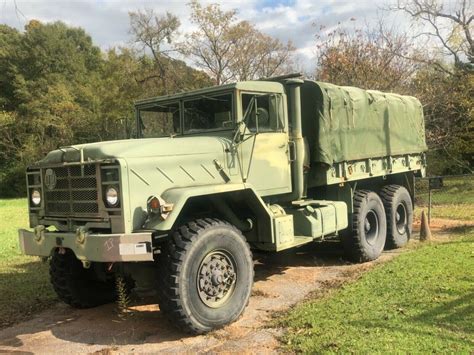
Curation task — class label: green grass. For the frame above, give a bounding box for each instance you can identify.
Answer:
[416,204,474,221]
[415,177,474,220]
[0,199,56,327]
[279,231,474,353]
[416,177,474,205]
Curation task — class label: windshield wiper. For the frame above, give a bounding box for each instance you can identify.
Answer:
[200,95,230,102]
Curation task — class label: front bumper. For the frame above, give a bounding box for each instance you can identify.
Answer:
[18,228,153,262]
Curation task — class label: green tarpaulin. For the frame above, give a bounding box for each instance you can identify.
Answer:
[300,80,427,165]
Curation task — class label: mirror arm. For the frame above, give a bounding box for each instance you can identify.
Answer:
[232,96,256,146]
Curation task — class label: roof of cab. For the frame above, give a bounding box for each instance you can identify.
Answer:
[134,80,285,107]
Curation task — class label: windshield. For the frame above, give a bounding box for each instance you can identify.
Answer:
[139,102,180,138]
[183,93,233,133]
[137,92,234,138]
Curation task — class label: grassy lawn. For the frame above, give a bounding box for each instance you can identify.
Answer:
[416,204,474,221]
[0,199,56,327]
[415,176,474,221]
[279,230,474,353]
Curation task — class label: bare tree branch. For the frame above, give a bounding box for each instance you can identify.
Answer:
[393,0,473,67]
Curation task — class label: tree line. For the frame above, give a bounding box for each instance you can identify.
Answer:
[0,0,472,196]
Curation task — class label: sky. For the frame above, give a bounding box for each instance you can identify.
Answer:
[0,0,407,73]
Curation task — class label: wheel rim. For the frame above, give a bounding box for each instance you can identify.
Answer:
[395,202,407,234]
[364,210,379,245]
[197,250,237,308]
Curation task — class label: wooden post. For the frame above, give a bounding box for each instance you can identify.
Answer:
[428,187,432,226]
[420,210,432,241]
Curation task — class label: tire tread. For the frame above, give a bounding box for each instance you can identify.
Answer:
[344,190,386,262]
[380,184,413,249]
[157,218,253,334]
[49,250,118,309]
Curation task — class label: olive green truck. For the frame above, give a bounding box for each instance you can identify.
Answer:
[19,74,427,333]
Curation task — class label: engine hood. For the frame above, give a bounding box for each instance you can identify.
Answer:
[36,136,231,165]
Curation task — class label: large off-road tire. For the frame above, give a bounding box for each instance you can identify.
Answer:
[344,190,387,262]
[380,185,413,249]
[49,249,118,308]
[157,218,254,334]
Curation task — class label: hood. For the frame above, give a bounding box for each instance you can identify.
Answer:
[37,136,231,165]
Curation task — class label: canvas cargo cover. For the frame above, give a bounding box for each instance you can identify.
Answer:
[300,80,427,165]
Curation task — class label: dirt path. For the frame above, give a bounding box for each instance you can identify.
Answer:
[3,220,471,354]
[0,240,410,354]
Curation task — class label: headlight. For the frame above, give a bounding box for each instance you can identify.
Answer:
[31,190,41,206]
[105,186,119,207]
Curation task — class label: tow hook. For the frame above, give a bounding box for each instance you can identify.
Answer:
[76,226,88,245]
[33,225,45,242]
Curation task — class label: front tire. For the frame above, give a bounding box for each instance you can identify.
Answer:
[157,218,254,334]
[344,190,387,262]
[49,249,118,308]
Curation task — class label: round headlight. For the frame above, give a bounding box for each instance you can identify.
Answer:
[106,187,119,206]
[31,190,41,206]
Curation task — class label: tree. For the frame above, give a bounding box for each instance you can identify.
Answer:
[183,1,295,84]
[393,0,473,72]
[228,21,295,80]
[129,9,181,93]
[183,1,237,85]
[0,20,105,195]
[0,25,22,110]
[410,67,473,173]
[315,21,419,92]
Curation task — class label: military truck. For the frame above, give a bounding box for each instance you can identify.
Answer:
[19,73,427,334]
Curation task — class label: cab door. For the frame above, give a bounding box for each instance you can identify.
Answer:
[238,93,292,196]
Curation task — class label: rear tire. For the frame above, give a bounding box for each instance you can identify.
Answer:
[50,249,118,308]
[157,218,254,334]
[380,185,413,249]
[344,190,387,262]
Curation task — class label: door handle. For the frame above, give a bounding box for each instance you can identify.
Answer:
[288,141,296,162]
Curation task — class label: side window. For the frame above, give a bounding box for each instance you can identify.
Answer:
[242,93,284,132]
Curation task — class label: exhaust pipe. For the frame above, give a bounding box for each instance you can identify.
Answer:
[281,78,306,202]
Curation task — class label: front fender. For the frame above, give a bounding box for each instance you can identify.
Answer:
[144,183,247,231]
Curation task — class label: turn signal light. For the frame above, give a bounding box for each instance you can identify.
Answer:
[149,197,161,210]
[147,195,174,220]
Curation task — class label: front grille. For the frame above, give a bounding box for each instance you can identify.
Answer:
[44,164,99,216]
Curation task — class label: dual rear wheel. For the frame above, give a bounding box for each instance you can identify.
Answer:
[344,185,413,262]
